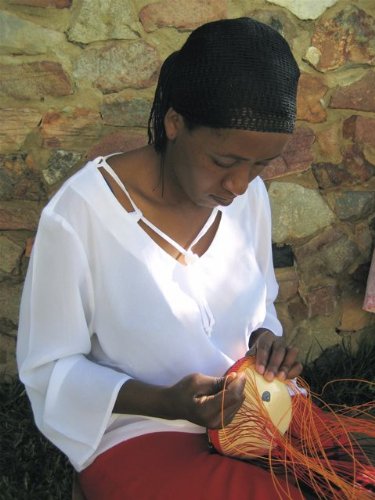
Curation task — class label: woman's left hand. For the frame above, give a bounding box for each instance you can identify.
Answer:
[247,328,303,382]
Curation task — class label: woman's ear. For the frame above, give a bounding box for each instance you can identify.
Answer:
[164,108,183,141]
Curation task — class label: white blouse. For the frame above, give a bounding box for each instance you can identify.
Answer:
[17,156,282,471]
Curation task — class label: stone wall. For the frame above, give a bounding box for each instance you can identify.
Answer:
[0,0,374,375]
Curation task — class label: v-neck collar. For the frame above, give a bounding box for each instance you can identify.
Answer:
[93,156,223,267]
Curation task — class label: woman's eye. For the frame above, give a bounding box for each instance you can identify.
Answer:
[254,160,269,168]
[213,158,236,168]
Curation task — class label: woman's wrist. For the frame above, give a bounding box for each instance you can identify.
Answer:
[113,379,179,420]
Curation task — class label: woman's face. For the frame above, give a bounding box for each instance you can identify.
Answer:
[163,109,290,209]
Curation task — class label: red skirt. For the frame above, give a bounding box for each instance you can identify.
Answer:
[79,432,304,500]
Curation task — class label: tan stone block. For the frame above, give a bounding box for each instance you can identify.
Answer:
[315,122,342,164]
[339,295,375,332]
[0,334,17,377]
[275,267,299,302]
[8,0,71,8]
[86,131,147,160]
[342,145,374,182]
[294,227,343,260]
[305,285,338,318]
[0,235,23,274]
[330,72,375,113]
[312,163,349,189]
[295,229,360,281]
[304,46,322,67]
[0,200,42,230]
[41,108,101,151]
[74,41,160,93]
[101,90,151,127]
[297,73,328,123]
[279,127,315,171]
[0,282,23,325]
[25,237,34,258]
[140,0,227,32]
[261,127,315,180]
[354,223,373,260]
[260,157,288,181]
[293,226,364,283]
[363,145,375,166]
[310,6,375,72]
[343,115,375,148]
[287,297,308,322]
[333,191,375,221]
[0,61,72,100]
[244,9,297,49]
[274,303,294,335]
[269,182,335,243]
[42,150,81,186]
[290,315,342,363]
[0,153,46,201]
[265,0,339,20]
[0,108,41,154]
[312,150,373,189]
[0,11,67,56]
[68,0,138,44]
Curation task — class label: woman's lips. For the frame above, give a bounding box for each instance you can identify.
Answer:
[211,195,235,206]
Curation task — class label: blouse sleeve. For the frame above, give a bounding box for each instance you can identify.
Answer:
[250,178,283,337]
[17,208,130,470]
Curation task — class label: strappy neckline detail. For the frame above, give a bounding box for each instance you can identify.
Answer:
[96,154,220,266]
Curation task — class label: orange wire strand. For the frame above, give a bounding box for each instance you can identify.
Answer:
[209,356,375,500]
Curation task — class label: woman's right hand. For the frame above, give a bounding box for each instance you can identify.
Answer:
[167,371,246,429]
[114,371,246,429]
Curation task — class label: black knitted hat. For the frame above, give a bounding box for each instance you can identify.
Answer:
[148,17,300,151]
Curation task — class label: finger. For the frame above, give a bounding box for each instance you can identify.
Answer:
[213,376,226,394]
[209,393,245,428]
[206,374,245,416]
[224,371,243,387]
[194,373,244,413]
[219,374,246,409]
[255,332,284,377]
[227,372,246,392]
[246,345,257,357]
[205,373,242,399]
[275,346,300,380]
[284,360,303,380]
[254,340,273,376]
[193,374,225,397]
[263,343,286,382]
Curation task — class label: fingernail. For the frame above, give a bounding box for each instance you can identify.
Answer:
[225,372,237,385]
[264,371,274,381]
[277,372,286,381]
[257,364,265,375]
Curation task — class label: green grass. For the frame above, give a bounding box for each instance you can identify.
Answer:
[1,336,374,499]
[301,335,375,411]
[0,377,72,500]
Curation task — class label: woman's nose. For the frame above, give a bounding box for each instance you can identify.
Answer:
[222,164,251,196]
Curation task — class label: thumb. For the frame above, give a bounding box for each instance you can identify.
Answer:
[195,375,226,396]
[208,372,245,393]
[224,372,246,395]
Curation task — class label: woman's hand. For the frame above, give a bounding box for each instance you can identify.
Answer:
[115,371,246,430]
[247,328,302,382]
[168,371,246,429]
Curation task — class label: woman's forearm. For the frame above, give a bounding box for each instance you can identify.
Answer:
[112,372,247,429]
[113,379,178,419]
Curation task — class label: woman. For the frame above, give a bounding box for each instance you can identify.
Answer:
[17,17,303,499]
